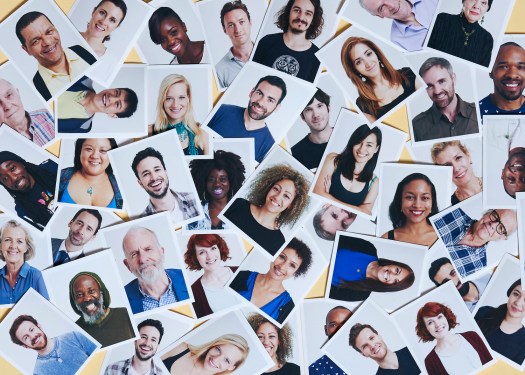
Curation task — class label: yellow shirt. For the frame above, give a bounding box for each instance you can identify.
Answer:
[57,90,91,119]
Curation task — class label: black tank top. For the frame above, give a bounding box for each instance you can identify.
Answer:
[329,167,375,205]
[163,348,190,371]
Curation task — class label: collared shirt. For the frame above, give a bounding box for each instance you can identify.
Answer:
[38,47,92,97]
[104,356,163,375]
[54,239,84,265]
[142,189,199,222]
[28,109,55,146]
[434,208,487,277]
[215,48,246,88]
[390,0,438,51]
[186,201,230,230]
[465,273,491,312]
[412,94,479,142]
[139,272,178,312]
[0,262,49,304]
[479,94,525,121]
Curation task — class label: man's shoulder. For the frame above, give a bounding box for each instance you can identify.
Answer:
[260,33,282,43]
[166,268,183,278]
[412,106,434,124]
[104,357,131,375]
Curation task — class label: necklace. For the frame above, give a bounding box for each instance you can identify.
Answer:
[461,24,476,46]
[87,186,93,196]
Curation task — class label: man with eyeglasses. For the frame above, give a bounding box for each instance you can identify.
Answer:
[434,208,517,277]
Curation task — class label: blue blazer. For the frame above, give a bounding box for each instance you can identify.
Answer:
[124,269,189,313]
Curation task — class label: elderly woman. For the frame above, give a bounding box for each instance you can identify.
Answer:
[230,238,313,324]
[187,151,246,230]
[431,141,482,205]
[184,234,239,318]
[149,74,209,155]
[381,173,439,246]
[58,138,122,209]
[341,37,419,122]
[416,302,492,374]
[0,220,48,304]
[161,334,249,375]
[148,7,207,64]
[224,164,310,256]
[427,0,494,67]
[248,313,300,374]
[329,236,415,302]
[475,279,525,365]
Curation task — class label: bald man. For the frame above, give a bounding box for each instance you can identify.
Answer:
[0,78,55,146]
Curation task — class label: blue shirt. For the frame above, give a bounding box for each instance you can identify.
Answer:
[34,331,97,375]
[479,94,525,121]
[331,249,376,287]
[0,262,49,304]
[309,355,347,375]
[390,0,438,51]
[207,104,275,162]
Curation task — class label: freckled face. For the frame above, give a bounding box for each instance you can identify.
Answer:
[423,313,450,340]
[195,244,222,272]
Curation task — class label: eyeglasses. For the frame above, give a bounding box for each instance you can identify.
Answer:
[508,163,525,173]
[488,210,508,237]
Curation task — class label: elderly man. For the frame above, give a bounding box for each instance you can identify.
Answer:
[69,271,135,348]
[9,314,97,374]
[349,323,420,374]
[51,208,102,266]
[313,204,356,241]
[309,306,352,375]
[412,57,479,142]
[122,226,189,314]
[358,0,438,51]
[104,319,164,375]
[434,208,517,277]
[253,0,323,83]
[0,151,57,230]
[15,11,96,101]
[0,79,54,145]
[216,1,254,88]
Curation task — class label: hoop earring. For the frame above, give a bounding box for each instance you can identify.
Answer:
[203,190,208,202]
[481,16,484,24]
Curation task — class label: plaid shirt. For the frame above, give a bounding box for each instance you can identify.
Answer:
[139,274,177,312]
[28,109,55,146]
[142,190,199,221]
[104,357,163,375]
[434,208,487,277]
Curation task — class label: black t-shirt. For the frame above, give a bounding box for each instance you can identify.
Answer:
[253,33,320,83]
[266,362,300,375]
[291,135,327,170]
[376,347,421,375]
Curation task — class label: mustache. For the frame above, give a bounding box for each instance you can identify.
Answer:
[293,18,307,26]
[78,298,102,310]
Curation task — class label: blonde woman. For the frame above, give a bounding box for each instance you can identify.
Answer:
[149,74,209,155]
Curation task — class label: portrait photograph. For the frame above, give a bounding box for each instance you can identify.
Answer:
[0,126,58,231]
[195,0,268,91]
[326,232,426,312]
[315,24,425,125]
[483,115,524,207]
[472,253,525,370]
[424,0,515,70]
[219,146,315,257]
[101,212,194,315]
[0,62,56,147]
[42,250,139,349]
[310,108,407,220]
[68,0,153,87]
[228,233,327,327]
[108,130,204,223]
[517,192,525,287]
[135,0,211,65]
[406,50,481,145]
[100,309,195,375]
[406,135,482,207]
[392,282,495,375]
[323,298,422,375]
[207,138,255,176]
[201,61,317,163]
[56,65,146,138]
[145,64,212,158]
[339,0,439,52]
[430,193,518,280]
[0,0,98,102]
[55,138,126,211]
[157,310,274,375]
[0,289,100,375]
[177,229,248,320]
[375,162,452,246]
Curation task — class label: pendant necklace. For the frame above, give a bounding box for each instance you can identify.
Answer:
[461,25,476,46]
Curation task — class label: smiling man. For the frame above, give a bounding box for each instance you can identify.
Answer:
[15,11,97,101]
[57,76,138,133]
[121,226,189,314]
[253,0,323,83]
[207,75,287,162]
[350,323,420,374]
[105,319,164,375]
[358,0,438,51]
[9,314,97,374]
[131,147,199,223]
[313,203,356,241]
[412,57,479,142]
[51,208,102,266]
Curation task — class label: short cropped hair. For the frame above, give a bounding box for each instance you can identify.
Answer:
[16,12,52,45]
[9,315,39,346]
[301,88,330,120]
[131,147,166,178]
[285,237,313,277]
[117,88,139,118]
[220,1,251,28]
[138,318,164,343]
[349,323,377,352]
[254,75,287,104]
[428,257,452,286]
[185,234,231,271]
[71,208,103,235]
[419,57,454,78]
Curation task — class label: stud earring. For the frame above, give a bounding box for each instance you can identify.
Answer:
[360,75,366,82]
[380,61,384,68]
